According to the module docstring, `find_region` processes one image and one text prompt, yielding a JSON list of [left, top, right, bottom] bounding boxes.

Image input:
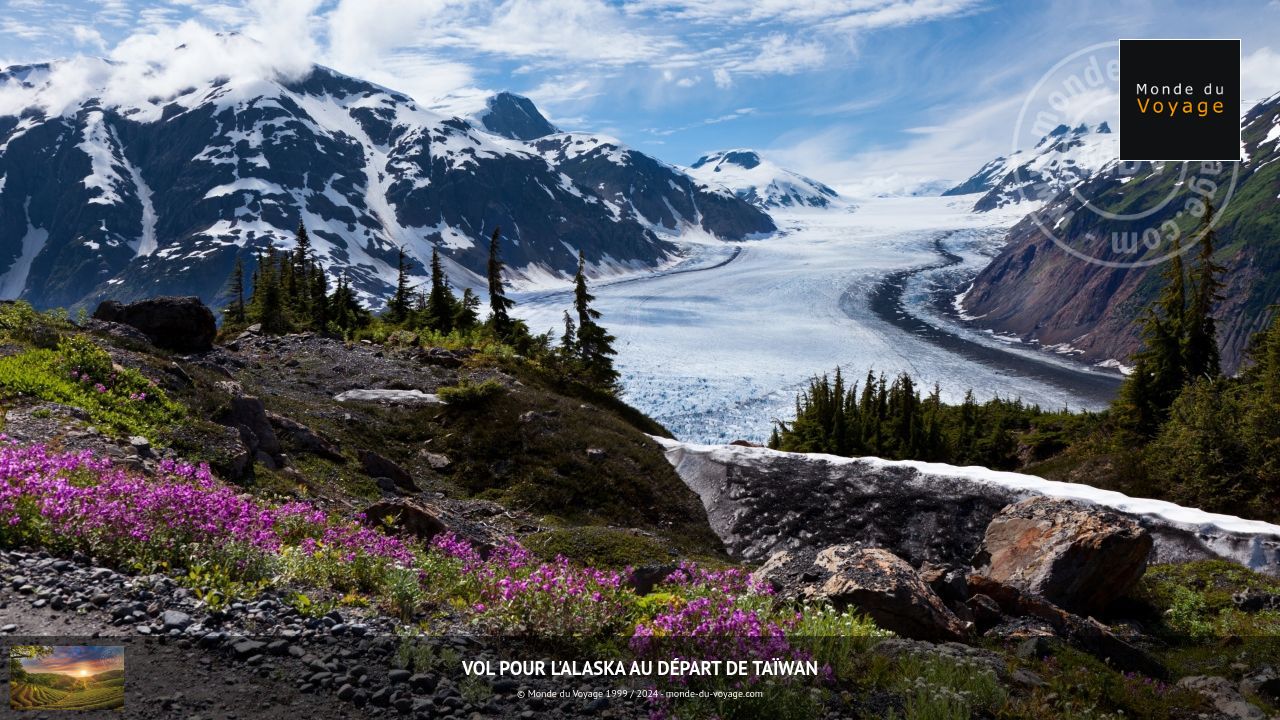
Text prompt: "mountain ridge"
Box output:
[[0, 59, 774, 312]]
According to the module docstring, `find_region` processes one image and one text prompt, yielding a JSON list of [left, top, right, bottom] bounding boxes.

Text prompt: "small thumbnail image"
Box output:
[[9, 645, 124, 711]]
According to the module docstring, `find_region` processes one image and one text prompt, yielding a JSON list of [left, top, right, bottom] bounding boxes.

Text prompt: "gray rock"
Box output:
[[162, 610, 193, 631], [334, 389, 442, 405], [1178, 676, 1267, 720], [756, 545, 969, 642], [231, 640, 266, 660], [358, 449, 417, 492]]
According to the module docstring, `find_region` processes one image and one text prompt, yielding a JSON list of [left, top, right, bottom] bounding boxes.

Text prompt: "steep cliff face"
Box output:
[[960, 96, 1280, 371], [658, 439, 1280, 575]]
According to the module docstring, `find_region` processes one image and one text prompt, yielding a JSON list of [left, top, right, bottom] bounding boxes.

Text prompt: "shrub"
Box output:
[[523, 526, 670, 567], [437, 378, 505, 407]]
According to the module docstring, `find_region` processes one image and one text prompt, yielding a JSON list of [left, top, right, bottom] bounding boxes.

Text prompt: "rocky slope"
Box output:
[[958, 96, 1280, 372], [0, 60, 772, 311], [658, 439, 1280, 574]]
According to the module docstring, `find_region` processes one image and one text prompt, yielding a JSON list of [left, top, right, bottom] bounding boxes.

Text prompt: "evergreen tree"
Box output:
[[424, 248, 458, 333], [288, 221, 312, 313], [310, 263, 329, 332], [453, 288, 481, 332], [255, 246, 291, 334], [1184, 202, 1226, 381], [387, 246, 413, 324], [486, 227, 515, 336], [572, 251, 619, 390], [559, 309, 578, 360], [1122, 237, 1188, 433], [226, 256, 247, 323], [329, 275, 370, 334]]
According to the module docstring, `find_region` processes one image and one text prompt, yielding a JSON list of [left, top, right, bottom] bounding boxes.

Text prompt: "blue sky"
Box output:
[[3, 0, 1279, 195]]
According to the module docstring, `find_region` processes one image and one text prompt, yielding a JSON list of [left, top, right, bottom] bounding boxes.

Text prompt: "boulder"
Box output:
[[1177, 676, 1268, 720], [756, 545, 969, 642], [968, 574, 1166, 679], [83, 318, 153, 346], [334, 389, 442, 405], [973, 497, 1152, 615], [269, 412, 344, 462], [227, 395, 280, 455], [92, 296, 216, 353], [361, 499, 447, 543], [358, 450, 418, 493]]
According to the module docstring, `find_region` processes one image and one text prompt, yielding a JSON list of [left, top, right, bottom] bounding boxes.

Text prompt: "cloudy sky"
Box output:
[[3, 0, 1279, 195]]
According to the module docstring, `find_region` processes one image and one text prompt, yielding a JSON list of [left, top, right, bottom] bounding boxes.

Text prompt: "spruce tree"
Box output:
[[572, 251, 619, 390], [453, 288, 480, 332], [289, 221, 312, 314], [559, 309, 578, 361], [424, 248, 458, 333], [1122, 237, 1189, 431], [226, 256, 247, 323], [1185, 202, 1226, 381], [486, 227, 514, 336], [310, 264, 329, 333], [256, 246, 290, 334], [387, 246, 413, 324]]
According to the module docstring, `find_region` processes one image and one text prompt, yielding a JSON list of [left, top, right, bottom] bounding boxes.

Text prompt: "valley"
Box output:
[[516, 195, 1122, 444]]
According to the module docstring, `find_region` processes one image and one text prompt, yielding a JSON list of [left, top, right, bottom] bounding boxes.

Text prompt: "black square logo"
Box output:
[[1120, 39, 1240, 161]]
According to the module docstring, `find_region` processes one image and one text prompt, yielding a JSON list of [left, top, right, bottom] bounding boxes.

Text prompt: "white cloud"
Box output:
[[729, 34, 827, 75], [1242, 46, 1280, 105], [72, 25, 107, 52]]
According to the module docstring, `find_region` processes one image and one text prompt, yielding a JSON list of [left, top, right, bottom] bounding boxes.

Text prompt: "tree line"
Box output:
[[222, 222, 618, 393]]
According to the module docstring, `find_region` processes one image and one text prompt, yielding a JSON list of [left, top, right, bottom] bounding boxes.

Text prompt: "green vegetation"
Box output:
[[769, 367, 1086, 469], [436, 378, 505, 407], [523, 526, 673, 567], [0, 330, 184, 440]]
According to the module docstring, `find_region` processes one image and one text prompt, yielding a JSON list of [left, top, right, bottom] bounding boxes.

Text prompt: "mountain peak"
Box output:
[[687, 149, 841, 210], [478, 92, 558, 141], [692, 149, 761, 170]]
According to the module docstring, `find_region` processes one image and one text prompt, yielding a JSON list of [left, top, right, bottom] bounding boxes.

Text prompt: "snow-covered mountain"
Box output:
[[943, 122, 1116, 211], [687, 150, 842, 209], [0, 60, 773, 311]]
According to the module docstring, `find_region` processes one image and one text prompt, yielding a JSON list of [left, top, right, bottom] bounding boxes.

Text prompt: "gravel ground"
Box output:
[[0, 549, 645, 719]]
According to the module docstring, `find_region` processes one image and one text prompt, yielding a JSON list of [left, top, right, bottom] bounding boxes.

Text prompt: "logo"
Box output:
[[1014, 41, 1240, 269], [1120, 39, 1241, 161]]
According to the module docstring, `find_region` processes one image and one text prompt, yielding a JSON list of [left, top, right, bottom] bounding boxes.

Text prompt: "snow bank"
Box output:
[[657, 438, 1280, 575]]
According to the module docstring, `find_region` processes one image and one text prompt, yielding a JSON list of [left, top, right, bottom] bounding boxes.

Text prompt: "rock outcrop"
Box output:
[[361, 500, 447, 543], [658, 439, 1280, 576], [92, 297, 217, 353], [755, 545, 969, 642], [974, 497, 1152, 615]]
